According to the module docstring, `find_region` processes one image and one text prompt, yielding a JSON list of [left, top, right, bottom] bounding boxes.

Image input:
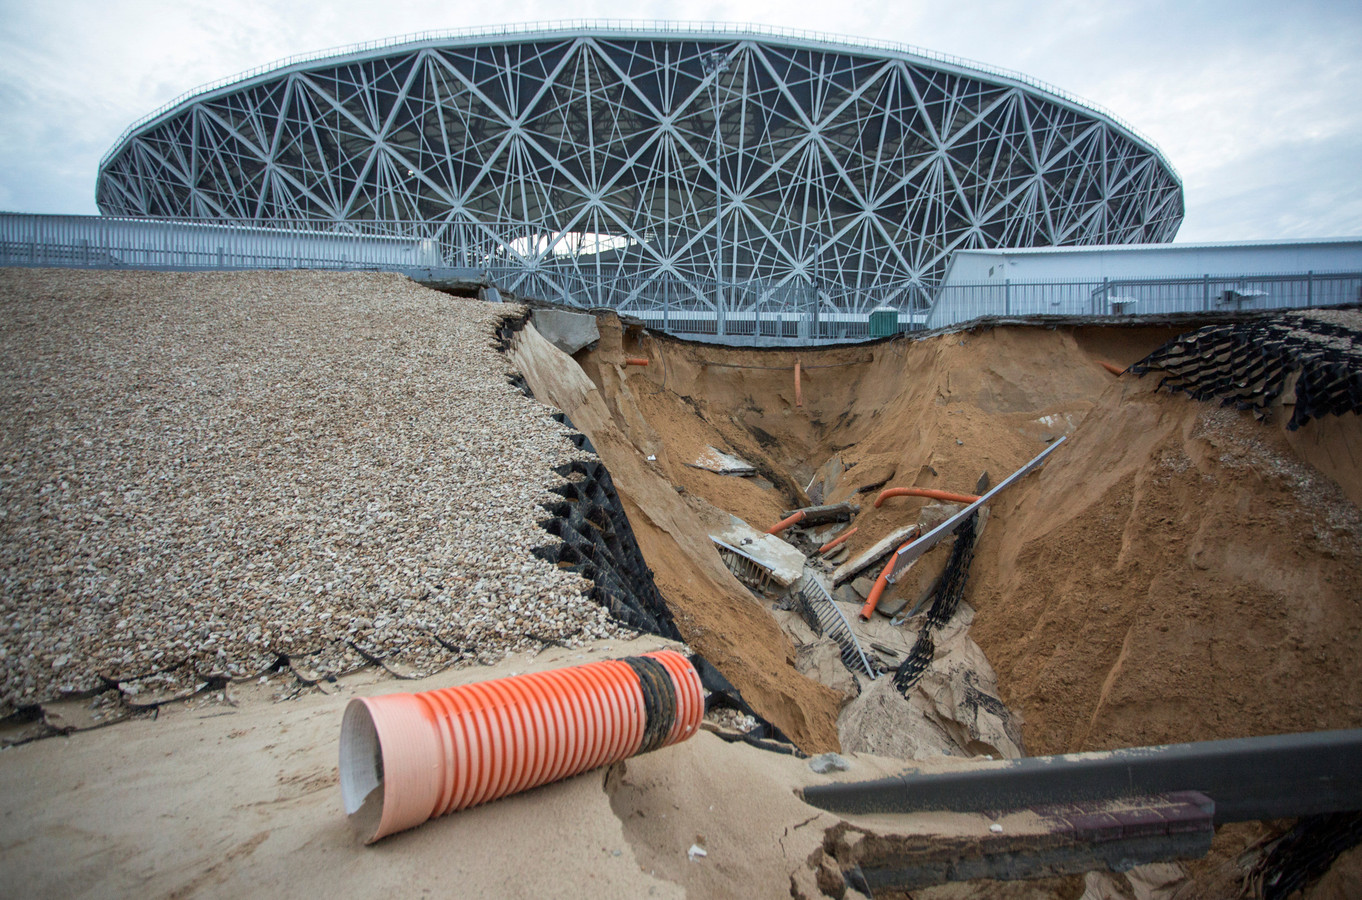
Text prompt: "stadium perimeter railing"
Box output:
[[926, 272, 1362, 330], [3, 213, 1358, 343]]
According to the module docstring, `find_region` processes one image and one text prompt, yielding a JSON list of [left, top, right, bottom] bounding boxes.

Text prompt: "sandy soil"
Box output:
[[0, 635, 813, 898], [509, 319, 843, 752], [586, 316, 1362, 757], [0, 630, 1024, 900], [969, 374, 1362, 754], [4, 271, 1360, 897]]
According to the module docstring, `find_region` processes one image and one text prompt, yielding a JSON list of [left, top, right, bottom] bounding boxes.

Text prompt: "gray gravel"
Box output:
[[0, 268, 630, 714]]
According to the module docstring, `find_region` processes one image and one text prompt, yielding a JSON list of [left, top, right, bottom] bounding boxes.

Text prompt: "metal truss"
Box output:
[[96, 24, 1184, 317]]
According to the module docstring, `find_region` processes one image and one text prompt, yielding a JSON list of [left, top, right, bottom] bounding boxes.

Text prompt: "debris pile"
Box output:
[[0, 269, 633, 717]]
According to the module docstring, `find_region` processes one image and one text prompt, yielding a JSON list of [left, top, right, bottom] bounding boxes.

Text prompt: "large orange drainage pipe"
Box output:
[[859, 534, 919, 621], [818, 526, 857, 555], [339, 649, 703, 843], [874, 487, 981, 508], [766, 509, 807, 535]]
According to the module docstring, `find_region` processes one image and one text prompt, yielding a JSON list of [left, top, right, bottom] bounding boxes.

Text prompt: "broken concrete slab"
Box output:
[[918, 502, 963, 532], [780, 501, 859, 526], [531, 308, 600, 355], [688, 446, 757, 476], [710, 516, 807, 588], [876, 584, 913, 618], [834, 524, 919, 585], [833, 584, 862, 606]]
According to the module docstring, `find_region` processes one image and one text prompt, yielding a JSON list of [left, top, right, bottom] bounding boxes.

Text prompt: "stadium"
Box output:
[[95, 23, 1184, 323], [9, 20, 1362, 900]]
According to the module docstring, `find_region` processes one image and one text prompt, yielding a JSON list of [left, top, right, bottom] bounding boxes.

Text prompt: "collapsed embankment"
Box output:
[[508, 321, 844, 753], [969, 363, 1362, 755], [541, 309, 1362, 760]]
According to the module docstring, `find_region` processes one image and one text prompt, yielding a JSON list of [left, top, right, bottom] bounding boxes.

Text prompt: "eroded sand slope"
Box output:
[[574, 312, 1362, 756]]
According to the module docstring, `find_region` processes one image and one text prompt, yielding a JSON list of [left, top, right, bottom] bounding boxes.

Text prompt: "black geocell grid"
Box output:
[[1131, 314, 1362, 430], [892, 512, 978, 695]]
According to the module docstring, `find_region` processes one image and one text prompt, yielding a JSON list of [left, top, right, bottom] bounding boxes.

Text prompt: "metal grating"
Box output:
[[794, 569, 879, 678]]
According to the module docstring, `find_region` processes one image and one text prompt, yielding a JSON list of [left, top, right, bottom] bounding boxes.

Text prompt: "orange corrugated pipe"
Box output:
[[874, 487, 981, 508], [859, 535, 918, 620], [625, 357, 650, 366], [794, 358, 803, 408], [1100, 361, 1125, 376], [818, 526, 858, 555], [766, 509, 806, 535], [339, 649, 703, 843]]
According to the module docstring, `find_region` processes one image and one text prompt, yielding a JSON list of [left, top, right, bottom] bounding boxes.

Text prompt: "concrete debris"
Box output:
[[778, 501, 859, 526], [688, 446, 757, 476], [880, 542, 953, 619], [839, 616, 1023, 761], [832, 584, 862, 606], [808, 752, 852, 774], [530, 308, 600, 355], [873, 585, 913, 618], [834, 524, 920, 584], [709, 517, 806, 588], [807, 454, 845, 507]]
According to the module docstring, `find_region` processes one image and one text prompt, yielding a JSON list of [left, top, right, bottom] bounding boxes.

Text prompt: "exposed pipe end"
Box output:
[[340, 695, 442, 844]]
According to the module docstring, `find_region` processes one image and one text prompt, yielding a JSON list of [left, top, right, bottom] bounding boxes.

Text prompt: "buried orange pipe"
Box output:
[[818, 526, 858, 555], [339, 649, 703, 844], [1100, 361, 1125, 376], [874, 487, 982, 508], [624, 357, 650, 366], [794, 358, 803, 408], [766, 509, 807, 535], [859, 535, 918, 620]]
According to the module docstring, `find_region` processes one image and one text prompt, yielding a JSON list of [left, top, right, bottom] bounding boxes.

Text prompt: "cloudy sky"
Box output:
[[1, 0, 1358, 242]]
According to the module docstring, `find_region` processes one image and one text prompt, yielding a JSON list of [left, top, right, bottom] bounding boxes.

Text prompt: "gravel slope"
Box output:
[[0, 268, 629, 714]]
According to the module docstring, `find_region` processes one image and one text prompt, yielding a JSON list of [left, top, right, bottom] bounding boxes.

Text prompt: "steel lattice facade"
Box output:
[[96, 24, 1183, 316]]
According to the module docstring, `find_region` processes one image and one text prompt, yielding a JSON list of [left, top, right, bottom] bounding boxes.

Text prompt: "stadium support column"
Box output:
[[704, 50, 729, 337]]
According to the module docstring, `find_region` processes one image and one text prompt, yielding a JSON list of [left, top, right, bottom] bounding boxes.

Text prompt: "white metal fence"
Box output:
[[3, 213, 1357, 343], [0, 213, 443, 271], [926, 272, 1362, 329]]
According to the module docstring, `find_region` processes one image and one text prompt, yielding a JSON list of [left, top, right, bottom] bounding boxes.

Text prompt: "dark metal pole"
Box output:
[[802, 728, 1362, 825]]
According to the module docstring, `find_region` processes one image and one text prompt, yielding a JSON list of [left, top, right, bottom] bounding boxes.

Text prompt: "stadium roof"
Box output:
[[96, 22, 1184, 316]]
